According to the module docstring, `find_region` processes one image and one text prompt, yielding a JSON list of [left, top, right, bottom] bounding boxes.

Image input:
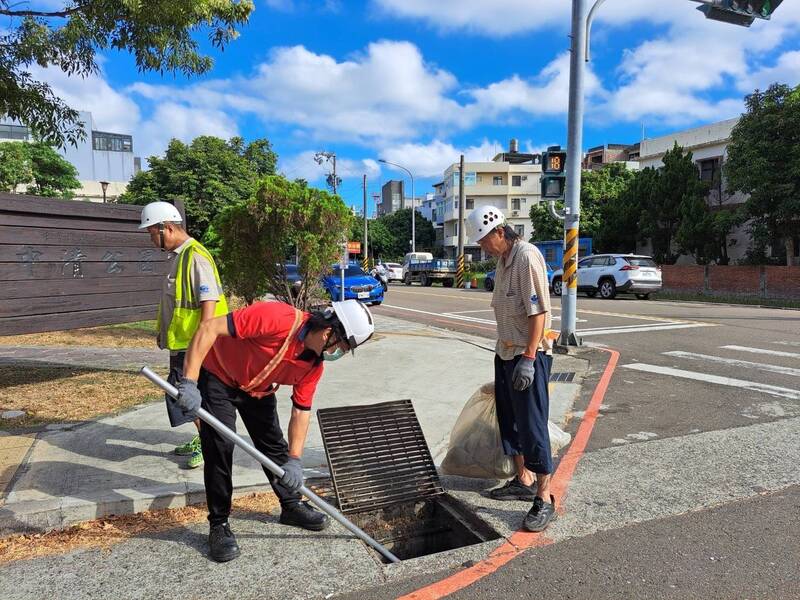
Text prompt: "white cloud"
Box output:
[[377, 139, 503, 178], [468, 53, 606, 117], [738, 50, 800, 92], [136, 103, 239, 158], [32, 66, 140, 135], [279, 151, 380, 183]]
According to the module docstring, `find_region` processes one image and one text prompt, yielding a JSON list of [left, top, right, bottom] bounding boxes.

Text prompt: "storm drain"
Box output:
[[317, 399, 501, 563], [550, 371, 576, 383]]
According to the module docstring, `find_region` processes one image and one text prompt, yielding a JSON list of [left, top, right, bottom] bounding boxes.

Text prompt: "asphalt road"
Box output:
[[357, 284, 800, 599]]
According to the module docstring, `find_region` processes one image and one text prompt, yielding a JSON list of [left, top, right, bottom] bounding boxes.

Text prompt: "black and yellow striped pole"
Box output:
[[563, 227, 579, 292], [456, 254, 465, 288]]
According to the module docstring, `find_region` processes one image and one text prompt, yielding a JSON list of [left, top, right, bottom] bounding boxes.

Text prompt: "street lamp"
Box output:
[[555, 0, 785, 347], [99, 181, 109, 203], [378, 159, 416, 253]]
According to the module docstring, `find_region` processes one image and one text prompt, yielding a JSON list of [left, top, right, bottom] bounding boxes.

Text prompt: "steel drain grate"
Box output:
[[550, 371, 576, 383], [317, 399, 443, 514]]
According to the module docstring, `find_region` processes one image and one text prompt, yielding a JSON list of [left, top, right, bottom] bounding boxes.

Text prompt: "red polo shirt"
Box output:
[[202, 302, 324, 410]]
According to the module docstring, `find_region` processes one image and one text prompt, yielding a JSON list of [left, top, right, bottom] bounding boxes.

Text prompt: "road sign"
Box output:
[[347, 241, 361, 254]]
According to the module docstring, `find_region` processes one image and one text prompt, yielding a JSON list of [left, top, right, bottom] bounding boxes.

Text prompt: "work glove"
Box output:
[[512, 356, 536, 392], [279, 457, 304, 492], [176, 377, 202, 418]]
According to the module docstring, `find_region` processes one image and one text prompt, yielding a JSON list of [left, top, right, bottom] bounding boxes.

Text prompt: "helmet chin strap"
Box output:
[[158, 223, 166, 252]]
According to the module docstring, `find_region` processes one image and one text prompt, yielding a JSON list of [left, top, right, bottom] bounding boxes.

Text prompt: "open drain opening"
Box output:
[[350, 495, 501, 564], [317, 400, 502, 563]]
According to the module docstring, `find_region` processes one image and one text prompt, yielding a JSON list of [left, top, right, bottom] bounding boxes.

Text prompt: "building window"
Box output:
[[511, 198, 525, 210], [698, 158, 720, 182], [466, 198, 474, 209], [514, 225, 524, 237], [512, 175, 522, 187], [492, 176, 503, 186], [464, 172, 476, 186], [93, 131, 133, 153], [544, 247, 556, 263], [0, 124, 31, 140], [591, 154, 603, 164]]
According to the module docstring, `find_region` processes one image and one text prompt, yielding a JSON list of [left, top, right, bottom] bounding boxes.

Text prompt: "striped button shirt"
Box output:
[[491, 240, 553, 360]]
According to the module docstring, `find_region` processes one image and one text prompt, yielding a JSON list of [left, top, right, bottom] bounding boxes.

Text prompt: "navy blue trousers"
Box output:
[[166, 352, 195, 427], [494, 353, 554, 475]]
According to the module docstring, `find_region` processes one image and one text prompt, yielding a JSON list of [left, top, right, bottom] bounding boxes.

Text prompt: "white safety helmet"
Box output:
[[139, 201, 183, 229], [330, 300, 374, 353], [465, 205, 506, 244]]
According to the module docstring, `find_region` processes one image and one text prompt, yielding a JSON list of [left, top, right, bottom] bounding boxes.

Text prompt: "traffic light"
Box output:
[[697, 0, 784, 27], [540, 146, 567, 200]]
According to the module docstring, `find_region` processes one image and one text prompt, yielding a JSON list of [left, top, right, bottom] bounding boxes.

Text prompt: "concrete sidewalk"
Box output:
[[0, 314, 589, 536]]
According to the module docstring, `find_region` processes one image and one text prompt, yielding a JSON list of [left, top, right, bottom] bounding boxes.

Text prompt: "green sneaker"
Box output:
[[175, 434, 200, 456], [187, 447, 204, 469]]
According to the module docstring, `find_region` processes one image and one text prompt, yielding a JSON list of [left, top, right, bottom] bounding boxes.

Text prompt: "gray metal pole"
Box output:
[[457, 154, 465, 257], [332, 155, 337, 195], [560, 0, 588, 347], [140, 367, 401, 564], [363, 174, 368, 267], [410, 174, 416, 253]]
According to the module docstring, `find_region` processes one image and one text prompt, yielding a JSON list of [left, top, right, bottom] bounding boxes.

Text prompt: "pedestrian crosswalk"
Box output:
[[623, 342, 800, 401]]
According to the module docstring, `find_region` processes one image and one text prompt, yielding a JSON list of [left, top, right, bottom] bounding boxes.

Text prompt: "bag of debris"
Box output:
[[441, 382, 573, 480], [441, 382, 515, 479]]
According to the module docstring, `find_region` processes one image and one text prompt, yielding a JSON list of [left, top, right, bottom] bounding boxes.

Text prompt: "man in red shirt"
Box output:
[[174, 300, 374, 562]]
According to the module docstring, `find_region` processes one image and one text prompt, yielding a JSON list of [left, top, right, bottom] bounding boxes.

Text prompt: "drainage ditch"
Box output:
[[317, 399, 502, 563]]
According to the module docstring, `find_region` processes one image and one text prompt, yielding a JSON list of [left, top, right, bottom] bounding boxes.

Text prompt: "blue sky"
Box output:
[[35, 0, 800, 211]]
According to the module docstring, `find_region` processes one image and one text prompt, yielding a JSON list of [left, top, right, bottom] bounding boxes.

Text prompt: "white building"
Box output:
[[0, 110, 140, 202], [437, 140, 541, 260], [637, 117, 752, 263]]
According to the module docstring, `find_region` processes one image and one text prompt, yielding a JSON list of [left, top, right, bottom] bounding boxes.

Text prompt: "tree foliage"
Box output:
[[349, 216, 397, 261], [375, 209, 437, 258], [0, 0, 253, 147], [215, 176, 352, 307], [725, 83, 800, 265], [0, 140, 79, 197], [118, 136, 277, 242]]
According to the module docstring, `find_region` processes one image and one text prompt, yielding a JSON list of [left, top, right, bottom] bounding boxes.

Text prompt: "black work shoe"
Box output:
[[279, 501, 330, 531], [208, 522, 241, 562], [489, 477, 537, 501], [523, 495, 557, 532]]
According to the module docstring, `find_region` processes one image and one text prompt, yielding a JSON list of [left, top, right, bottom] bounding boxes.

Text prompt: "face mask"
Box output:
[[323, 348, 345, 362]]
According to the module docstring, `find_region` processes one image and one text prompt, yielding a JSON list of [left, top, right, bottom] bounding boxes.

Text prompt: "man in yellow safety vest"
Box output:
[[139, 201, 228, 468]]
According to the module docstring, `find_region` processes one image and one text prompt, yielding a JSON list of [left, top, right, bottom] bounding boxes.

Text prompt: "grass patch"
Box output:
[[656, 291, 800, 310], [0, 365, 167, 430], [0, 320, 158, 349], [0, 491, 281, 564]]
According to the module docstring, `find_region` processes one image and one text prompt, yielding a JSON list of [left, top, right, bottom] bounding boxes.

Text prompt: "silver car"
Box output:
[[551, 254, 662, 300]]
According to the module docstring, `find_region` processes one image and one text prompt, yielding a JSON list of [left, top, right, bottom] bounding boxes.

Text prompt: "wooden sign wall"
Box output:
[[0, 193, 177, 335]]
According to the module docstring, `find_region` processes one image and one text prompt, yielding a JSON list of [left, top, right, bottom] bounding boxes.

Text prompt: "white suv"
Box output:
[[551, 254, 662, 300]]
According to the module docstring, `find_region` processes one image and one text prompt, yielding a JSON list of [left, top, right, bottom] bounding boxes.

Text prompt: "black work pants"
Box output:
[[166, 352, 195, 427], [494, 353, 554, 475], [198, 368, 301, 526]]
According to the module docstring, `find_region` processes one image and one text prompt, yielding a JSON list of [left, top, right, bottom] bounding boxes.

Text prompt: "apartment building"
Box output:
[[583, 143, 640, 170], [637, 117, 754, 262], [0, 110, 140, 202], [377, 180, 405, 216], [438, 139, 541, 260]]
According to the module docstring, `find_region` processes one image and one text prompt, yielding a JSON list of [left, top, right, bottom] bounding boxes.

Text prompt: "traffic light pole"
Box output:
[[560, 0, 588, 347]]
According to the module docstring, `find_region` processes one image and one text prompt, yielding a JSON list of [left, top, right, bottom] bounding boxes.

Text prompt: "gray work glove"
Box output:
[[512, 356, 536, 391], [176, 377, 202, 418], [279, 457, 304, 492]]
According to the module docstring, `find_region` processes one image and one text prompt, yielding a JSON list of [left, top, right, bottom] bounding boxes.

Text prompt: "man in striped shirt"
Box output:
[[466, 205, 556, 532]]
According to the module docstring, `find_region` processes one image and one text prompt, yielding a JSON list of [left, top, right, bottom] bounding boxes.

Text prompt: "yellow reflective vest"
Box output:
[[160, 240, 228, 351]]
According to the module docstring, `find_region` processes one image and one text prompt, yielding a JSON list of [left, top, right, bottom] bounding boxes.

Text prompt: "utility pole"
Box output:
[[363, 175, 369, 271], [314, 151, 339, 195], [457, 155, 466, 288]]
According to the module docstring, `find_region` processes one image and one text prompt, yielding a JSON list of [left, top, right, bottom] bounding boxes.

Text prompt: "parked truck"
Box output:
[[402, 253, 458, 287]]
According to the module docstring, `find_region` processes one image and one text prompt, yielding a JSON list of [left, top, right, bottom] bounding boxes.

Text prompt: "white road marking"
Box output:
[[664, 351, 800, 378], [579, 323, 715, 336], [447, 309, 495, 314], [774, 341, 800, 347], [720, 345, 800, 359], [622, 363, 800, 400]]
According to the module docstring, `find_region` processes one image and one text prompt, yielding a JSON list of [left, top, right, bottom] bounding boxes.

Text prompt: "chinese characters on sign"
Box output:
[[102, 251, 124, 274], [62, 247, 87, 279], [16, 246, 42, 277]]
